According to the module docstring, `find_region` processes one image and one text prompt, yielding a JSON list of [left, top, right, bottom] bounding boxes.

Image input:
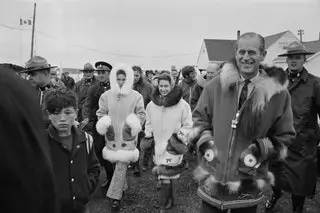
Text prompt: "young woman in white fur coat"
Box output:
[[95, 64, 145, 211], [142, 73, 193, 211]]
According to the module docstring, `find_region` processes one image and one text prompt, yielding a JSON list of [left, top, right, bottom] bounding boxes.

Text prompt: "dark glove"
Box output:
[[238, 139, 272, 176], [167, 133, 188, 155], [198, 140, 218, 163]]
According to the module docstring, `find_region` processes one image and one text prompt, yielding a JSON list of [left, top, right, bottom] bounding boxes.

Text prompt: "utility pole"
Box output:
[[297, 29, 304, 42], [30, 3, 36, 59]]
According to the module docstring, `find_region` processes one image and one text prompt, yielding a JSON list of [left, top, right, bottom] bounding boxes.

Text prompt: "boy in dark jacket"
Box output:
[[45, 88, 100, 213]]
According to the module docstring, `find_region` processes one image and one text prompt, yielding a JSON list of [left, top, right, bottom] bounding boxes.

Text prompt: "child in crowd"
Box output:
[[45, 88, 100, 213]]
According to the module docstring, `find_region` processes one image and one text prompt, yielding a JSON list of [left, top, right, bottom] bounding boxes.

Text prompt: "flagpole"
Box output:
[[19, 17, 23, 65], [30, 3, 36, 59]]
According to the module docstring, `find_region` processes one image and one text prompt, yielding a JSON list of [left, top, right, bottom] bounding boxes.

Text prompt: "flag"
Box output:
[[20, 18, 32, 26]]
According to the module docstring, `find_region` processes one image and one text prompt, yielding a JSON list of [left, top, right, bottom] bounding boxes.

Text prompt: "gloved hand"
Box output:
[[167, 132, 189, 155], [198, 140, 218, 163], [238, 139, 272, 176]]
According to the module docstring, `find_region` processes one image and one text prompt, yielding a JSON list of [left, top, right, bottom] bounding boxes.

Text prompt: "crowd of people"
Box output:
[[1, 31, 320, 213]]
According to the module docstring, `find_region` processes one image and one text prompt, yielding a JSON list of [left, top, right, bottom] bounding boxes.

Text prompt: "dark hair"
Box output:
[[157, 73, 172, 85], [116, 69, 126, 76], [45, 88, 77, 114], [181, 66, 195, 78], [132, 66, 142, 74], [235, 32, 265, 53]]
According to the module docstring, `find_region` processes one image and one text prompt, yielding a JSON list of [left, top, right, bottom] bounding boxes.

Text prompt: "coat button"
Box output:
[[76, 145, 80, 149], [70, 160, 73, 164], [71, 178, 74, 182], [73, 196, 75, 200]]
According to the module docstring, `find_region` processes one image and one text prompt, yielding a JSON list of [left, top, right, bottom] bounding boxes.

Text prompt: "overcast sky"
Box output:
[[0, 0, 319, 69]]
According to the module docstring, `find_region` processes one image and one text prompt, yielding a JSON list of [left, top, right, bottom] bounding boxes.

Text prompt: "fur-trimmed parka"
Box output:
[[145, 85, 193, 178], [96, 64, 146, 164], [192, 60, 296, 210]]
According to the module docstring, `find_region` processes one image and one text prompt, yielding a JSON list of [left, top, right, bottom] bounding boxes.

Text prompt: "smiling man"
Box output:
[[192, 32, 295, 213]]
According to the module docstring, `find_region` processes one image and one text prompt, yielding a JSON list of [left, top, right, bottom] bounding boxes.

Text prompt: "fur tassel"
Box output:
[[267, 171, 275, 186], [125, 113, 142, 137], [102, 147, 139, 163], [227, 181, 241, 194], [96, 116, 112, 135], [256, 179, 266, 190], [193, 166, 210, 182], [204, 175, 218, 194], [278, 143, 288, 160]]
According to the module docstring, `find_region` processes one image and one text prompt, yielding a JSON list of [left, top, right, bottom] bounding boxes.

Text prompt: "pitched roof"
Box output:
[[204, 39, 236, 62], [264, 31, 288, 48], [204, 31, 289, 62], [303, 40, 320, 54]]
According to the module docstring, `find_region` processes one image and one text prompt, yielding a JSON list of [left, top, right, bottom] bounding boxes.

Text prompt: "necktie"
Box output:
[[239, 79, 251, 110]]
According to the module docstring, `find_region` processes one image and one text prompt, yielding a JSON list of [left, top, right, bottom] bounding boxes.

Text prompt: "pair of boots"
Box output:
[[265, 189, 305, 213], [158, 180, 174, 212]]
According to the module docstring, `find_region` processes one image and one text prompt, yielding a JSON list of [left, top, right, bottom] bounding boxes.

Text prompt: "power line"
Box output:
[[0, 23, 193, 59]]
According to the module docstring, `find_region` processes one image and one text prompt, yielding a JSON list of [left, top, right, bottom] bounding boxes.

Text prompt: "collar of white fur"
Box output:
[[220, 62, 288, 112]]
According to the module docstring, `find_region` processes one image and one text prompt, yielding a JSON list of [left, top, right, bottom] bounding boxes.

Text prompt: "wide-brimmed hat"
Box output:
[[95, 61, 112, 71], [20, 56, 57, 73], [80, 63, 95, 72], [278, 41, 314, 57]]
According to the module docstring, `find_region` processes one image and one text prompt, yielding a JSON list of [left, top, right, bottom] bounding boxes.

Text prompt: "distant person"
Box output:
[[145, 70, 155, 84], [171, 65, 179, 83], [190, 63, 220, 111], [178, 66, 197, 104], [74, 63, 99, 122], [61, 71, 75, 90], [82, 61, 114, 190], [0, 66, 58, 213], [19, 56, 64, 128], [50, 69, 65, 88], [45, 88, 100, 213]]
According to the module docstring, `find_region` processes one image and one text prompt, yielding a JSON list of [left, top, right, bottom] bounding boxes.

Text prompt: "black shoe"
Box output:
[[111, 199, 120, 211], [265, 195, 279, 211], [133, 166, 140, 176], [165, 197, 174, 209]]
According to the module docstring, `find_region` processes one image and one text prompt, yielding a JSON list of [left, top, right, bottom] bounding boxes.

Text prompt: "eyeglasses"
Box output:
[[288, 55, 304, 60]]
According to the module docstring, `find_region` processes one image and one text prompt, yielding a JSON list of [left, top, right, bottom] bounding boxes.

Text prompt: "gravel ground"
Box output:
[[87, 154, 320, 213]]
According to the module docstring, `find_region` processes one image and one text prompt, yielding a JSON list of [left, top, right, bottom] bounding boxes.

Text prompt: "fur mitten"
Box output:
[[123, 113, 142, 141], [167, 133, 188, 155]]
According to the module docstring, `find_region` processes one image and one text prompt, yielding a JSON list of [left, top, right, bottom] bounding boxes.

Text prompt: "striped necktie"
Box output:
[[238, 79, 251, 110]]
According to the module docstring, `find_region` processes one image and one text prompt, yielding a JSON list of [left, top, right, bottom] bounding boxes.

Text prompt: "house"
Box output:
[[196, 30, 300, 70], [304, 40, 320, 76]]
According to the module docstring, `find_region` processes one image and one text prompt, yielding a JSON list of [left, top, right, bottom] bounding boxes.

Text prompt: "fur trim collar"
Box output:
[[152, 86, 183, 107], [109, 63, 134, 95], [220, 60, 288, 137]]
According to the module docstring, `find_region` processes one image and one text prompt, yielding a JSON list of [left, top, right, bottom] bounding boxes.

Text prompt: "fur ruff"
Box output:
[[277, 143, 288, 160], [125, 113, 142, 137], [152, 86, 183, 107], [194, 165, 275, 195], [109, 63, 134, 95], [102, 146, 139, 163], [96, 115, 112, 135], [220, 60, 288, 137]]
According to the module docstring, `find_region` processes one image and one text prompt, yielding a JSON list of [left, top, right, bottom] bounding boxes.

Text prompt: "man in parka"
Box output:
[[192, 32, 295, 213], [74, 63, 98, 122], [178, 65, 197, 104], [265, 41, 320, 213]]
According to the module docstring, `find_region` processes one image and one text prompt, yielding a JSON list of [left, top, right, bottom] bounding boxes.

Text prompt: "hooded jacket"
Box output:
[[96, 64, 146, 163], [145, 83, 193, 176], [192, 60, 295, 210]]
